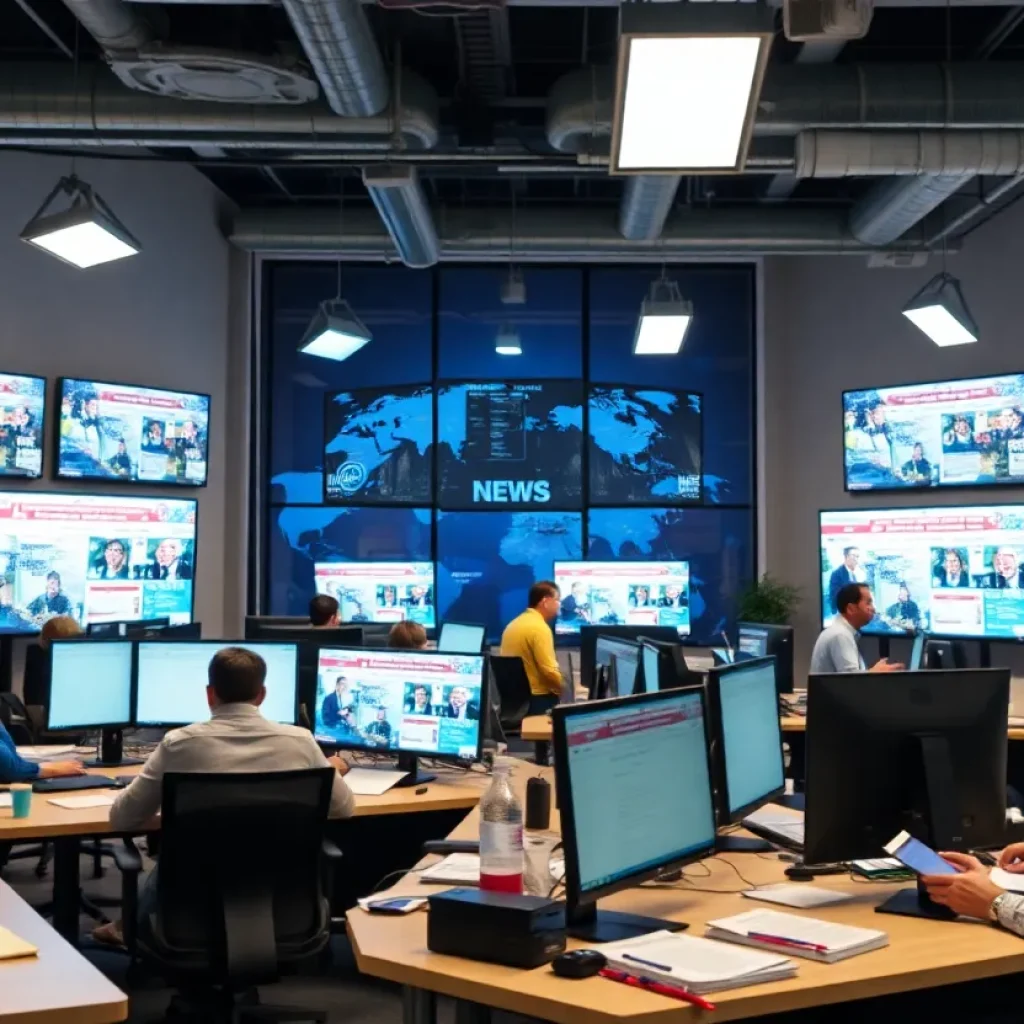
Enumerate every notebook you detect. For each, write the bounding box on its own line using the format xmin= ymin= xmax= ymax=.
xmin=705 ymin=909 xmax=888 ymax=964
xmin=599 ymin=930 xmax=796 ymax=995
xmin=741 ymin=805 xmax=805 ymax=850
xmin=0 ymin=926 xmax=38 ymax=961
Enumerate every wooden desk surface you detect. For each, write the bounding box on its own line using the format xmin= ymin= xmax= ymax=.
xmin=347 ymin=765 xmax=1024 ymax=1024
xmin=0 ymin=764 xmax=486 ymax=841
xmin=0 ymin=880 xmax=127 ymax=1024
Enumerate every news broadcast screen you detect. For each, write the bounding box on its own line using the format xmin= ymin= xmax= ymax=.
xmin=313 ymin=648 xmax=485 ymax=760
xmin=0 ymin=373 xmax=45 ymax=479
xmin=58 ymin=378 xmax=209 ymax=487
xmin=820 ymin=505 xmax=1024 ymax=638
xmin=588 ymin=386 xmax=703 ymax=504
xmin=553 ymin=560 xmax=691 ymax=637
xmin=0 ymin=491 xmax=197 ymax=634
xmin=313 ymin=561 xmax=436 ymax=630
xmin=844 ymin=374 xmax=1024 ymax=492
xmin=436 ymin=380 xmax=583 ymax=508
xmin=324 ymin=384 xmax=433 ymax=504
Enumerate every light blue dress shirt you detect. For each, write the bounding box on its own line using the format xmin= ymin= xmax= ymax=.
xmin=809 ymin=616 xmax=866 ymax=674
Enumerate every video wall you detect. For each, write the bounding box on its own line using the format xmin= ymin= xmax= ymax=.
xmin=262 ymin=264 xmax=756 ymax=643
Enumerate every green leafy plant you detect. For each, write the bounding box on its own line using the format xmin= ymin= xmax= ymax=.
xmin=736 ymin=573 xmax=802 ymax=625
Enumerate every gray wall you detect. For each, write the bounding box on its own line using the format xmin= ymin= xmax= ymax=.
xmin=0 ymin=152 xmax=248 ymax=652
xmin=763 ymin=201 xmax=1024 ymax=702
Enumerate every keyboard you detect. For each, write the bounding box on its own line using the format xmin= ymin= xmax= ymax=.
xmin=33 ymin=776 xmax=121 ymax=793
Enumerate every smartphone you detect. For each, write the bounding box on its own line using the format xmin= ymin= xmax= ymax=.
xmin=365 ymin=898 xmax=422 ymax=915
xmin=883 ymin=830 xmax=957 ymax=876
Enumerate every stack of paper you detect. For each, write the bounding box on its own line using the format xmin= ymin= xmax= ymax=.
xmin=16 ymin=745 xmax=78 ymax=762
xmin=419 ymin=852 xmax=565 ymax=886
xmin=706 ymin=909 xmax=888 ymax=963
xmin=741 ymin=806 xmax=805 ymax=848
xmin=600 ymin=930 xmax=796 ymax=994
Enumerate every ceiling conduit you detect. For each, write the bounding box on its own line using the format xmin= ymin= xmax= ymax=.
xmin=618 ymin=175 xmax=684 ymax=241
xmin=60 ymin=0 xmax=153 ymax=52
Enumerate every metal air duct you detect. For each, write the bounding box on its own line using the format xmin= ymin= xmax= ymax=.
xmin=61 ymin=0 xmax=153 ymax=52
xmin=618 ymin=176 xmax=683 ymax=241
xmin=362 ymin=165 xmax=440 ymax=267
xmin=850 ymin=175 xmax=975 ymax=246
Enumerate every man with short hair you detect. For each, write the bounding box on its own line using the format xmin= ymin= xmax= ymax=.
xmin=500 ymin=580 xmax=563 ymax=715
xmin=810 ymin=583 xmax=904 ymax=675
xmin=310 ymin=594 xmax=340 ymax=627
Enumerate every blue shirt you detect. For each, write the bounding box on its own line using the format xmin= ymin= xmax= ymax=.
xmin=0 ymin=720 xmax=40 ymax=783
xmin=809 ymin=616 xmax=866 ymax=674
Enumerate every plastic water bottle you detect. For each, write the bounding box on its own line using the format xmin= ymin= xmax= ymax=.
xmin=479 ymin=760 xmax=524 ymax=893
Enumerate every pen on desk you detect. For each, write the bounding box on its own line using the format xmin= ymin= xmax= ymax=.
xmin=621 ymin=953 xmax=673 ymax=972
xmin=748 ymin=932 xmax=828 ymax=953
xmin=599 ymin=969 xmax=716 ymax=1011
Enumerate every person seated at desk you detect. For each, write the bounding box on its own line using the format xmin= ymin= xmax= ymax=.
xmin=0 ymin=718 xmax=83 ymax=782
xmin=388 ymin=620 xmax=428 ymax=649
xmin=500 ymin=580 xmax=563 ymax=716
xmin=922 ymin=842 xmax=1024 ymax=935
xmin=23 ymin=614 xmax=83 ymax=709
xmin=810 ymin=583 xmax=904 ymax=674
xmin=309 ymin=593 xmax=340 ymax=628
xmin=96 ymin=647 xmax=355 ymax=946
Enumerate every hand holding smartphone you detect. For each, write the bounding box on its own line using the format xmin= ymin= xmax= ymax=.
xmin=883 ymin=831 xmax=958 ymax=876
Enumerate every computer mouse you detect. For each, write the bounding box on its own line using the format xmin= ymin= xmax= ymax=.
xmin=784 ymin=865 xmax=815 ymax=881
xmin=551 ymin=949 xmax=607 ymax=978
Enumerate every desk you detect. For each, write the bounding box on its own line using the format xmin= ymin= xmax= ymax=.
xmin=0 ymin=765 xmax=486 ymax=945
xmin=347 ymin=767 xmax=1024 ymax=1024
xmin=0 ymin=879 xmax=127 ymax=1023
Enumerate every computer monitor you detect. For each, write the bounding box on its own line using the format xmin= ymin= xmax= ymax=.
xmin=909 ymin=631 xmax=927 ymax=670
xmin=923 ymin=638 xmax=967 ymax=670
xmin=639 ymin=638 xmax=702 ymax=692
xmin=578 ymin=625 xmax=679 ymax=696
xmin=736 ymin=622 xmax=794 ymax=694
xmin=592 ymin=636 xmax=641 ymax=699
xmin=243 ymin=623 xmax=364 ymax=649
xmin=135 ymin=641 xmax=300 ymax=728
xmin=706 ymin=657 xmax=785 ymax=825
xmin=313 ymin=647 xmax=487 ymax=786
xmin=47 ymin=639 xmax=138 ymax=767
xmin=87 ymin=616 xmax=170 ymax=639
xmin=805 ymin=668 xmax=1010 ymax=919
xmin=552 ymin=686 xmax=717 ymax=941
xmin=438 ymin=622 xmax=486 ymax=654
xmin=609 ymin=652 xmax=639 ymax=699
xmin=244 ymin=615 xmax=308 ymax=640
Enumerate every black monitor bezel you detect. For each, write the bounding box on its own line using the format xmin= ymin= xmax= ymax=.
xmin=312 ymin=646 xmax=489 ymax=765
xmin=55 ymin=375 xmax=211 ymax=489
xmin=0 ymin=370 xmax=47 ymax=481
xmin=706 ymin=655 xmax=785 ymax=825
xmin=46 ymin=637 xmax=135 ymax=731
xmin=552 ymin=685 xmax=717 ymax=911
xmin=437 ymin=620 xmax=487 ymax=653
xmin=736 ymin=621 xmax=794 ymax=694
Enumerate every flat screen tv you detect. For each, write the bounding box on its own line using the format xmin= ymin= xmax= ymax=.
xmin=57 ymin=377 xmax=210 ymax=487
xmin=820 ymin=505 xmax=1024 ymax=639
xmin=323 ymin=384 xmax=433 ymax=504
xmin=0 ymin=373 xmax=45 ymax=478
xmin=588 ymin=385 xmax=703 ymax=504
xmin=313 ymin=560 xmax=436 ymax=631
xmin=0 ymin=491 xmax=197 ymax=634
xmin=843 ymin=373 xmax=1024 ymax=492
xmin=436 ymin=380 xmax=583 ymax=508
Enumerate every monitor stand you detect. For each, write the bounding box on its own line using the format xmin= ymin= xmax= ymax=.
xmin=82 ymin=728 xmax=145 ymax=769
xmin=877 ymin=880 xmax=957 ymax=921
xmin=566 ymin=900 xmax=688 ymax=943
xmin=391 ymin=753 xmax=436 ymax=788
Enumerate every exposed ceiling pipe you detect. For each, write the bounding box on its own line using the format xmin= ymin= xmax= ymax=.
xmin=279 ymin=0 xmax=388 ymax=118
xmin=925 ymin=172 xmax=1024 ymax=245
xmin=229 ymin=206 xmax=944 ymax=258
xmin=362 ymin=165 xmax=440 ymax=267
xmin=618 ymin=176 xmax=683 ymax=241
xmin=60 ymin=0 xmax=153 ymax=52
xmin=850 ymin=174 xmax=974 ymax=245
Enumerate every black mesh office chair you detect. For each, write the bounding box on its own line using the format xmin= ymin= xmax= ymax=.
xmin=489 ymin=655 xmax=532 ymax=734
xmin=114 ymin=768 xmax=340 ymax=1023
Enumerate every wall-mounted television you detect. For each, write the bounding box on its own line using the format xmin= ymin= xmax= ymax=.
xmin=553 ymin=559 xmax=691 ymax=638
xmin=0 ymin=373 xmax=45 ymax=479
xmin=588 ymin=385 xmax=703 ymax=504
xmin=323 ymin=384 xmax=433 ymax=504
xmin=436 ymin=380 xmax=583 ymax=509
xmin=843 ymin=373 xmax=1024 ymax=492
xmin=820 ymin=505 xmax=1024 ymax=639
xmin=57 ymin=377 xmax=210 ymax=487
xmin=0 ymin=491 xmax=197 ymax=634
xmin=313 ymin=560 xmax=436 ymax=631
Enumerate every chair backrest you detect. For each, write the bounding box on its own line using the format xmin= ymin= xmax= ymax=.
xmin=21 ymin=644 xmax=47 ymax=710
xmin=489 ymin=655 xmax=532 ymax=726
xmin=156 ymin=768 xmax=334 ymax=982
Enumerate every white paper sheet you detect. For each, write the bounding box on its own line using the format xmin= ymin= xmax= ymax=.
xmin=343 ymin=768 xmax=410 ymax=796
xmin=990 ymin=866 xmax=1024 ymax=892
xmin=743 ymin=884 xmax=853 ymax=909
xmin=47 ymin=794 xmax=117 ymax=809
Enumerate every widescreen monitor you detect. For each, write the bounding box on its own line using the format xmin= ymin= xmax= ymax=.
xmin=436 ymin=380 xmax=583 ymax=508
xmin=736 ymin=622 xmax=794 ymax=694
xmin=577 ymin=625 xmax=680 ymax=694
xmin=135 ymin=641 xmax=299 ymax=727
xmin=553 ymin=561 xmax=690 ymax=638
xmin=819 ymin=505 xmax=1024 ymax=638
xmin=0 ymin=491 xmax=197 ymax=634
xmin=57 ymin=377 xmax=209 ymax=487
xmin=588 ymin=385 xmax=703 ymax=504
xmin=552 ymin=687 xmax=717 ymax=941
xmin=88 ymin=617 xmax=169 ymax=638
xmin=47 ymin=639 xmax=133 ymax=731
xmin=313 ymin=561 xmax=436 ymax=631
xmin=593 ymin=635 xmax=641 ymax=698
xmin=437 ymin=621 xmax=486 ymax=654
xmin=0 ymin=372 xmax=45 ymax=478
xmin=640 ymin=637 xmax=702 ymax=692
xmin=323 ymin=384 xmax=433 ymax=504
xmin=844 ymin=373 xmax=1024 ymax=492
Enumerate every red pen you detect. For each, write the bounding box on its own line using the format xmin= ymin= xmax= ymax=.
xmin=748 ymin=932 xmax=828 ymax=953
xmin=599 ymin=968 xmax=717 ymax=1011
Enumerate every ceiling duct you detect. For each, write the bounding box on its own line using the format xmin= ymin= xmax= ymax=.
xmin=230 ymin=205 xmax=943 ymax=259
xmin=61 ymin=0 xmax=153 ymax=52
xmin=362 ymin=165 xmax=440 ymax=267
xmin=618 ymin=176 xmax=683 ymax=241
xmin=279 ymin=0 xmax=389 ymax=117
xmin=850 ymin=175 xmax=973 ymax=246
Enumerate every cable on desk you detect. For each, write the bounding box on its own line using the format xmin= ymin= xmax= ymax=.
xmin=712 ymin=855 xmax=762 ymax=890
xmin=369 ymin=863 xmax=431 ymax=894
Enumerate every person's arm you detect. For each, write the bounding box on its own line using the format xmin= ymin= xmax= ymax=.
xmin=109 ymin=743 xmax=167 ymax=832
xmin=528 ymin=625 xmax=563 ymax=696
xmin=993 ymin=892 xmax=1024 ymax=937
xmin=0 ymin=723 xmax=40 ymax=782
xmin=312 ymin=738 xmax=355 ymax=819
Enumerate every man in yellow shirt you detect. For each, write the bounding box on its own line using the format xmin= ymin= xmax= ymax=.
xmin=500 ymin=580 xmax=563 ymax=716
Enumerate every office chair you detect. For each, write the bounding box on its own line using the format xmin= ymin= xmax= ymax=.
xmin=114 ymin=768 xmax=341 ymax=1023
xmin=489 ymin=656 xmax=532 ymax=734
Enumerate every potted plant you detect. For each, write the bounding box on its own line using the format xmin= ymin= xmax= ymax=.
xmin=736 ymin=573 xmax=801 ymax=625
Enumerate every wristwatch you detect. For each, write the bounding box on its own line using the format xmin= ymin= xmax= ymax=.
xmin=990 ymin=892 xmax=1010 ymax=923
